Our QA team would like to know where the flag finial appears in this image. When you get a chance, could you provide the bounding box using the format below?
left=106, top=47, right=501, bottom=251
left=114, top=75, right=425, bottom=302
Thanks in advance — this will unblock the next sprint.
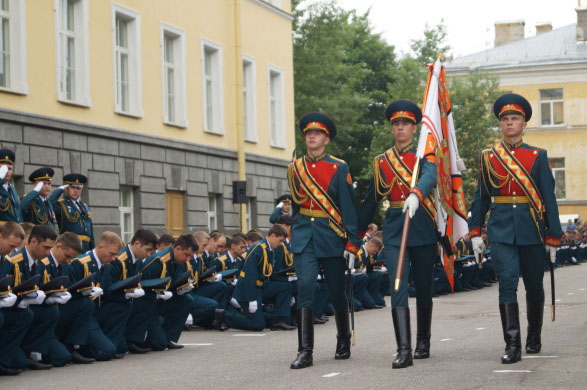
left=437, top=51, right=445, bottom=62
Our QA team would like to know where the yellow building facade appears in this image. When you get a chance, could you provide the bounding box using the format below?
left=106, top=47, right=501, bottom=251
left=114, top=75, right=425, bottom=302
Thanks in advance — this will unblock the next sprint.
left=0, top=0, right=295, bottom=238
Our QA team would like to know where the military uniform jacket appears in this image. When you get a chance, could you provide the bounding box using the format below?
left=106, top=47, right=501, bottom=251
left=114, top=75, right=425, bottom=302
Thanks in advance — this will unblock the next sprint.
left=100, top=246, right=142, bottom=303
left=358, top=145, right=438, bottom=247
left=288, top=153, right=362, bottom=257
left=272, top=239, right=294, bottom=282
left=190, top=254, right=216, bottom=288
left=233, top=239, right=274, bottom=302
left=0, top=183, right=23, bottom=222
left=140, top=247, right=189, bottom=297
left=211, top=252, right=243, bottom=280
left=269, top=206, right=288, bottom=224
left=21, top=189, right=58, bottom=228
left=6, top=248, right=47, bottom=291
left=358, top=245, right=383, bottom=273
left=52, top=193, right=95, bottom=251
left=469, top=141, right=563, bottom=246
left=39, top=252, right=69, bottom=286
left=202, top=251, right=216, bottom=270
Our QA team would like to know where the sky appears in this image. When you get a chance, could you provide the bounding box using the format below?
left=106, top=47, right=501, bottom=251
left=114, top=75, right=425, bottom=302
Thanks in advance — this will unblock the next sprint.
left=305, top=0, right=582, bottom=57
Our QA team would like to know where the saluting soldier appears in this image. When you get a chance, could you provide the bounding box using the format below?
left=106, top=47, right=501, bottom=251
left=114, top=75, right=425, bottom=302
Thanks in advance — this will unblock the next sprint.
left=358, top=100, right=438, bottom=369
left=269, top=194, right=292, bottom=224
left=52, top=173, right=95, bottom=252
left=0, top=149, right=23, bottom=223
left=288, top=112, right=362, bottom=369
left=469, top=93, right=563, bottom=364
left=21, top=168, right=65, bottom=228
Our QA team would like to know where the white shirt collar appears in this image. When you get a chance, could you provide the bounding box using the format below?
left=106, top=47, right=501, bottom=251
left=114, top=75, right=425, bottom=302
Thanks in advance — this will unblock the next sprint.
left=49, top=250, right=59, bottom=267
left=127, top=245, right=138, bottom=264
left=92, top=249, right=102, bottom=269
left=227, top=251, right=236, bottom=263
left=25, top=247, right=36, bottom=270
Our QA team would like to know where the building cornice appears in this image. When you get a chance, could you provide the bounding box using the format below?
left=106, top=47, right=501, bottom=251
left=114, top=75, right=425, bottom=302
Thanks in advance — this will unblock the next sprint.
left=0, top=107, right=290, bottom=167
left=246, top=0, right=293, bottom=22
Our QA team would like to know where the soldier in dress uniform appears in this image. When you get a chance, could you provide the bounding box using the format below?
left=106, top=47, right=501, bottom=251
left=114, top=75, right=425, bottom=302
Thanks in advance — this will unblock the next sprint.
left=0, top=149, right=23, bottom=223
left=469, top=93, right=564, bottom=364
left=52, top=173, right=95, bottom=252
left=358, top=100, right=438, bottom=369
left=288, top=112, right=362, bottom=369
left=270, top=194, right=292, bottom=224
left=21, top=168, right=65, bottom=229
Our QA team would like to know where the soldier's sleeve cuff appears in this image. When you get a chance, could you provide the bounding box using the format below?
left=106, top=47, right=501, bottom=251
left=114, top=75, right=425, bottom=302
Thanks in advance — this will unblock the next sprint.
left=358, top=230, right=366, bottom=239
left=545, top=236, right=561, bottom=247
left=469, top=228, right=481, bottom=238
left=409, top=188, right=424, bottom=203
left=345, top=242, right=359, bottom=255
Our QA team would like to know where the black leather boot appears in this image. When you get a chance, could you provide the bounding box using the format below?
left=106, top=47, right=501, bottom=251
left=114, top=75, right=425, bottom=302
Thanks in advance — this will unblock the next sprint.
left=211, top=309, right=228, bottom=331
left=334, top=307, right=351, bottom=360
left=290, top=308, right=314, bottom=369
left=414, top=304, right=432, bottom=359
left=392, top=306, right=413, bottom=368
left=499, top=303, right=522, bottom=364
left=525, top=300, right=544, bottom=354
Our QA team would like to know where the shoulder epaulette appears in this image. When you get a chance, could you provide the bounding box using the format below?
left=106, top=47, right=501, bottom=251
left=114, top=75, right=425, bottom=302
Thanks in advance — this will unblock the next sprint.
left=41, top=257, right=50, bottom=266
left=117, top=252, right=129, bottom=262
left=329, top=155, right=346, bottom=164
left=160, top=253, right=172, bottom=263
left=217, top=254, right=228, bottom=262
left=78, top=255, right=92, bottom=264
left=8, top=253, right=24, bottom=264
left=58, top=198, right=66, bottom=202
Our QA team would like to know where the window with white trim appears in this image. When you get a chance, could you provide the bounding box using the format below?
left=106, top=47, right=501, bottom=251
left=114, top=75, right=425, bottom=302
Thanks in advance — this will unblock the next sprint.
left=550, top=158, right=565, bottom=200
left=207, top=194, right=218, bottom=231
left=55, top=0, right=90, bottom=106
left=0, top=0, right=27, bottom=94
left=268, top=66, right=285, bottom=148
left=267, top=0, right=283, bottom=7
left=119, top=186, right=134, bottom=244
left=540, top=88, right=563, bottom=126
left=243, top=56, right=257, bottom=142
left=112, top=4, right=142, bottom=117
left=161, top=24, right=187, bottom=127
left=201, top=39, right=223, bottom=134
left=245, top=197, right=257, bottom=231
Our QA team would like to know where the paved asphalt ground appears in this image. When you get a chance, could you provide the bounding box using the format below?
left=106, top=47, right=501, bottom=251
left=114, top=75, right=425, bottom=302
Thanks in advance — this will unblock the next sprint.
left=3, top=265, right=587, bottom=389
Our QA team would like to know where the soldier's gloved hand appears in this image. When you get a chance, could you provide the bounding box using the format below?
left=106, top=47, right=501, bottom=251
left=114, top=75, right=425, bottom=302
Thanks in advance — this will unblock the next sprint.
left=287, top=275, right=297, bottom=282
left=125, top=288, right=145, bottom=299
left=545, top=245, right=557, bottom=264
left=156, top=291, right=173, bottom=301
left=46, top=291, right=72, bottom=305
left=290, top=297, right=296, bottom=306
left=212, top=274, right=223, bottom=283
left=456, top=158, right=466, bottom=172
left=230, top=279, right=238, bottom=286
left=277, top=202, right=284, bottom=209
left=59, top=184, right=69, bottom=190
left=22, top=290, right=46, bottom=305
left=177, top=284, right=194, bottom=296
left=343, top=250, right=355, bottom=270
left=350, top=268, right=357, bottom=275
left=0, top=292, right=17, bottom=308
left=0, top=165, right=8, bottom=180
left=402, top=193, right=420, bottom=219
left=89, top=287, right=103, bottom=298
left=230, top=298, right=241, bottom=309
left=185, top=314, right=193, bottom=326
left=33, top=182, right=44, bottom=192
left=471, top=236, right=485, bottom=259
left=248, top=300, right=258, bottom=314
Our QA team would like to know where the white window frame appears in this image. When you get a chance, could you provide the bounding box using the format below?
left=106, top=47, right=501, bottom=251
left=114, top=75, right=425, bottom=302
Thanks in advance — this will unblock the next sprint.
left=119, top=186, right=134, bottom=244
left=112, top=3, right=143, bottom=118
left=268, top=65, right=286, bottom=148
left=201, top=38, right=224, bottom=135
left=207, top=194, right=218, bottom=231
left=0, top=0, right=27, bottom=94
left=242, top=55, right=257, bottom=143
left=267, top=0, right=283, bottom=7
left=54, top=0, right=90, bottom=107
left=539, top=88, right=564, bottom=127
left=550, top=158, right=566, bottom=201
left=160, top=23, right=187, bottom=128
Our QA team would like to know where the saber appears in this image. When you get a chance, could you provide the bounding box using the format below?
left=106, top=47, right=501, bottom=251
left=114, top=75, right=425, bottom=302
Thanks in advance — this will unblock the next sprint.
left=348, top=267, right=355, bottom=346
left=550, top=261, right=555, bottom=321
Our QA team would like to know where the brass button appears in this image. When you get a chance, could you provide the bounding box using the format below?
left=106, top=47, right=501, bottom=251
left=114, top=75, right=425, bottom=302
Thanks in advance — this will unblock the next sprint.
left=512, top=191, right=516, bottom=195
left=310, top=217, right=315, bottom=221
left=401, top=194, right=405, bottom=199
left=513, top=205, right=517, bottom=208
left=511, top=151, right=515, bottom=154
left=312, top=164, right=316, bottom=168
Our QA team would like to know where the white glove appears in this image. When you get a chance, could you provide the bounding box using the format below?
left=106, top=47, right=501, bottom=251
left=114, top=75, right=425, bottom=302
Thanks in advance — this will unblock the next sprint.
left=177, top=284, right=194, bottom=296
left=59, top=184, right=69, bottom=190
left=230, top=297, right=241, bottom=309
left=0, top=165, right=8, bottom=181
left=212, top=274, right=223, bottom=283
left=402, top=193, right=420, bottom=219
left=230, top=279, right=238, bottom=286
left=156, top=291, right=173, bottom=301
left=248, top=300, right=258, bottom=314
left=22, top=290, right=46, bottom=305
left=317, top=274, right=322, bottom=281
left=125, top=288, right=145, bottom=299
left=350, top=268, right=356, bottom=275
left=88, top=287, right=103, bottom=298
left=456, top=158, right=466, bottom=172
left=343, top=250, right=355, bottom=270
left=287, top=275, right=297, bottom=282
left=471, top=236, right=485, bottom=259
left=277, top=202, right=284, bottom=208
left=545, top=245, right=557, bottom=264
left=380, top=266, right=388, bottom=273
left=34, top=182, right=44, bottom=192
left=46, top=291, right=72, bottom=305
left=0, top=292, right=17, bottom=308
left=185, top=314, right=193, bottom=326
left=290, top=297, right=295, bottom=306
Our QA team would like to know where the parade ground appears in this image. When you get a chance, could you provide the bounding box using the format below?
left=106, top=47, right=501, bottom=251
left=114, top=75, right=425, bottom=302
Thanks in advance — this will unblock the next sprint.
left=4, top=265, right=586, bottom=390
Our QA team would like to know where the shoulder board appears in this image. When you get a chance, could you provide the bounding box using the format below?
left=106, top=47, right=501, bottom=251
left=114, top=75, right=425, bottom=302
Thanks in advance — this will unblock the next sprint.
left=329, top=155, right=346, bottom=164
left=58, top=198, right=66, bottom=202
left=217, top=254, right=228, bottom=262
left=248, top=243, right=266, bottom=257
left=117, top=252, right=129, bottom=262
left=260, top=243, right=267, bottom=249
left=160, top=253, right=172, bottom=263
left=8, top=253, right=24, bottom=263
left=41, top=257, right=50, bottom=266
left=357, top=249, right=364, bottom=257
left=78, top=255, right=92, bottom=264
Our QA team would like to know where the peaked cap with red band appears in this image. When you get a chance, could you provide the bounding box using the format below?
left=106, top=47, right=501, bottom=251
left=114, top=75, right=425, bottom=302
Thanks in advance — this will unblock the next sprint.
left=385, top=100, right=422, bottom=125
left=493, top=93, right=532, bottom=122
left=299, top=112, right=337, bottom=139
